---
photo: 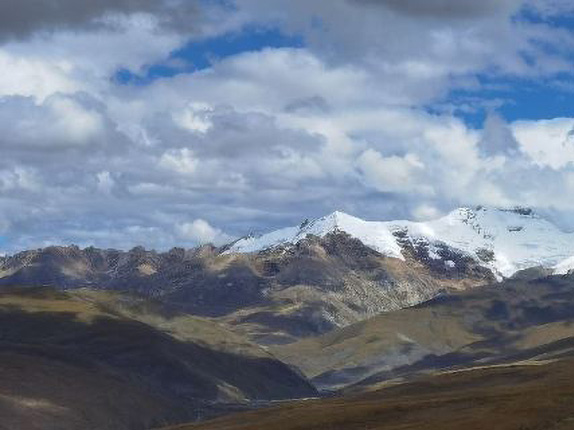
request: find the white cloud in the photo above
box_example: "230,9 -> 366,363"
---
176,219 -> 233,245
357,150 -> 428,194
0,13 -> 189,102
0,51 -> 77,100
96,171 -> 115,194
412,204 -> 442,221
159,148 -> 199,176
47,97 -> 105,144
0,94 -> 107,150
174,102 -> 213,134
0,167 -> 41,192
513,118 -> 574,169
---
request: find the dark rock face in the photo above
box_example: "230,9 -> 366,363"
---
392,229 -> 494,280
0,234 -> 496,344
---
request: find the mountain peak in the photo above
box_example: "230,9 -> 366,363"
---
329,210 -> 353,220
447,206 -> 536,219
226,210 -> 404,258
225,206 -> 574,279
301,211 -> 363,234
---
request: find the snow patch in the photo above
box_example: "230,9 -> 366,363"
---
554,256 -> 574,275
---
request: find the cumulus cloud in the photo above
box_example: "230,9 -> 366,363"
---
174,103 -> 214,134
412,204 -> 443,221
512,118 -> 574,169
159,148 -> 199,176
176,219 -> 233,246
0,94 -> 114,150
2,0 -> 574,251
357,150 -> 428,194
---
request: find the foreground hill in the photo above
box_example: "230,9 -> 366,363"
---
160,357 -> 574,430
0,288 -> 316,430
273,274 -> 574,391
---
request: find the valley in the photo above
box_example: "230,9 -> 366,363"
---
5,1 -> 574,428
161,357 -> 574,430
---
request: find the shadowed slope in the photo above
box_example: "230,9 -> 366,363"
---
160,357 -> 574,430
0,288 -> 316,430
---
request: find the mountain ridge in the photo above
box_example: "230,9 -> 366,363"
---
228,206 -> 574,278
2,206 -> 572,345
0,231 -> 493,344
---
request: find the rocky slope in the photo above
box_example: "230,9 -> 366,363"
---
0,230 -> 493,344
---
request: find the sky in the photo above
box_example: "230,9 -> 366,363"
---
3,0 -> 574,252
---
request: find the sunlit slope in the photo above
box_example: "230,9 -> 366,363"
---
0,234 -> 494,345
273,274 -> 574,391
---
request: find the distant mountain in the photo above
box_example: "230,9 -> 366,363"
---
2,207 -> 573,344
229,207 -> 574,279
0,287 -> 316,430
0,233 -> 493,344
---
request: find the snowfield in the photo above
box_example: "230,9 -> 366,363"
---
226,207 -> 574,279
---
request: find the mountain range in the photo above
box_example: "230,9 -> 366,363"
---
1,206 -> 572,343
3,206 -> 574,429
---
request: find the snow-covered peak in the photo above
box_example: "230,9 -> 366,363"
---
226,211 -> 404,258
400,206 -> 571,277
226,207 -> 574,279
553,256 -> 574,275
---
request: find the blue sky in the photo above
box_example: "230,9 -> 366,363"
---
4,0 -> 574,252
440,75 -> 574,127
112,3 -> 574,127
115,26 -> 304,85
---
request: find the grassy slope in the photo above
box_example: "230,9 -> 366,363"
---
0,350 -> 172,430
272,275 -> 574,390
161,357 -> 574,430
0,287 -> 316,430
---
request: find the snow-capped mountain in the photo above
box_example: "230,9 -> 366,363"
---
3,206 -> 573,345
227,207 -> 574,279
